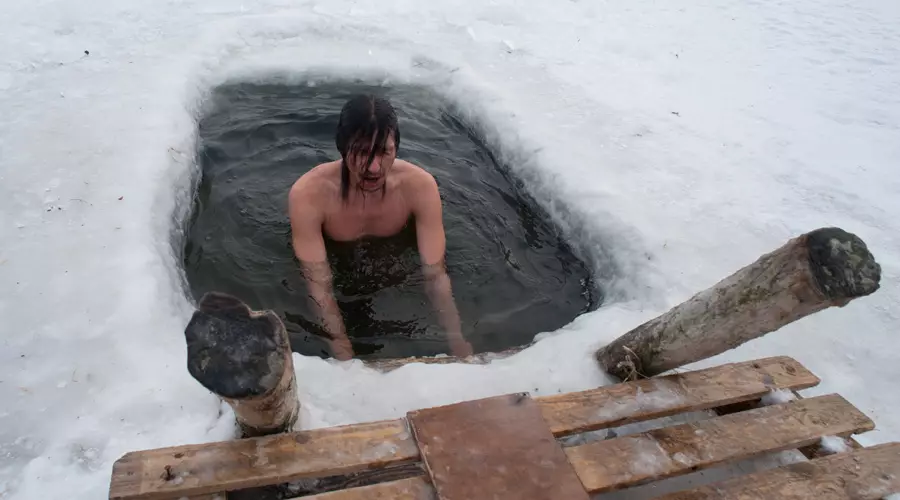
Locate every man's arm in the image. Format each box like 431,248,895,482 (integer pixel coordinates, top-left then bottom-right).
412,172,473,357
288,183,353,360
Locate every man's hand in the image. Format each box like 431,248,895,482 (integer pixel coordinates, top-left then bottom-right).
448,334,474,358
330,335,355,361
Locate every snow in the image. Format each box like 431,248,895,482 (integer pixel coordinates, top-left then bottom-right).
760,388,798,406
819,435,853,455
1,0,899,498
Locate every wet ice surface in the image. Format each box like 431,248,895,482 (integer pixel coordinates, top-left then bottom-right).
2,0,900,497
185,82,597,359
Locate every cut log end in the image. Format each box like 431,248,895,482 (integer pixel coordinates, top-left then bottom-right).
185,292,288,400
806,227,881,300
185,292,300,437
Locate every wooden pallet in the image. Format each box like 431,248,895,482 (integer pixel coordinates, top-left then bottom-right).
108,356,900,499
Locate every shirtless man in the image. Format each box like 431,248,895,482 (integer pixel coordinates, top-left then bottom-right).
288,95,473,360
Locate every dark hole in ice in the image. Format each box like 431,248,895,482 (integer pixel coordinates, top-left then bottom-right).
183,81,600,360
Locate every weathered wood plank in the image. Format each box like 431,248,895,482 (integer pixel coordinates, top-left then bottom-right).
564,394,875,494
227,463,427,499
538,356,819,437
109,356,822,499
108,419,419,500
305,476,436,500
657,442,900,499
782,389,865,459
408,394,590,500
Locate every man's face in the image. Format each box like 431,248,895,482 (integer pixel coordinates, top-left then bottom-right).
346,133,396,192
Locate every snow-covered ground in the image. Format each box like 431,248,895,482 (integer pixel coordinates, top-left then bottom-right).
2,0,898,497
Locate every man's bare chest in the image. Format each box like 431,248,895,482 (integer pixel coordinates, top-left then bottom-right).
323,197,412,242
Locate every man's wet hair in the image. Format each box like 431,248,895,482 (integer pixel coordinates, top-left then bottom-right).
335,94,401,200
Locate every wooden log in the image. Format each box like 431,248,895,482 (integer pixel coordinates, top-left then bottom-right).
656,442,900,500
596,227,881,379
184,292,299,437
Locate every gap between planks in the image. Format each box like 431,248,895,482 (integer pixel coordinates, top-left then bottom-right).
108,356,819,500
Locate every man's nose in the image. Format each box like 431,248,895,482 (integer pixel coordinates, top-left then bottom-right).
367,157,382,174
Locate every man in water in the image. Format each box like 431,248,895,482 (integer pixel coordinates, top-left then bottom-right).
288,95,473,360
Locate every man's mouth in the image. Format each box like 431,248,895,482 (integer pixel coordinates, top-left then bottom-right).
361,176,382,189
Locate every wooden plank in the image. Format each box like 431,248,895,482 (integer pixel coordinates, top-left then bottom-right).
306,476,436,500
713,389,866,460
784,389,865,459
537,356,819,436
109,356,820,499
564,394,875,494
227,463,427,499
108,419,420,500
657,442,900,499
408,394,590,500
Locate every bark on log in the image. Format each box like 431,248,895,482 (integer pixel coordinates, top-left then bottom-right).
184,292,300,437
596,227,881,380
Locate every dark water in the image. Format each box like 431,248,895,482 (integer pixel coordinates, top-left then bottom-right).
184,81,599,359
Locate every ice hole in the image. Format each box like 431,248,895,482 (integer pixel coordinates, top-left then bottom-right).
182,80,600,359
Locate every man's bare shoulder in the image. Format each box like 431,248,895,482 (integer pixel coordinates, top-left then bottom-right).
289,161,340,207
395,160,439,196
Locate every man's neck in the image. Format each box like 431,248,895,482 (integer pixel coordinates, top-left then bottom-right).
345,185,387,207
